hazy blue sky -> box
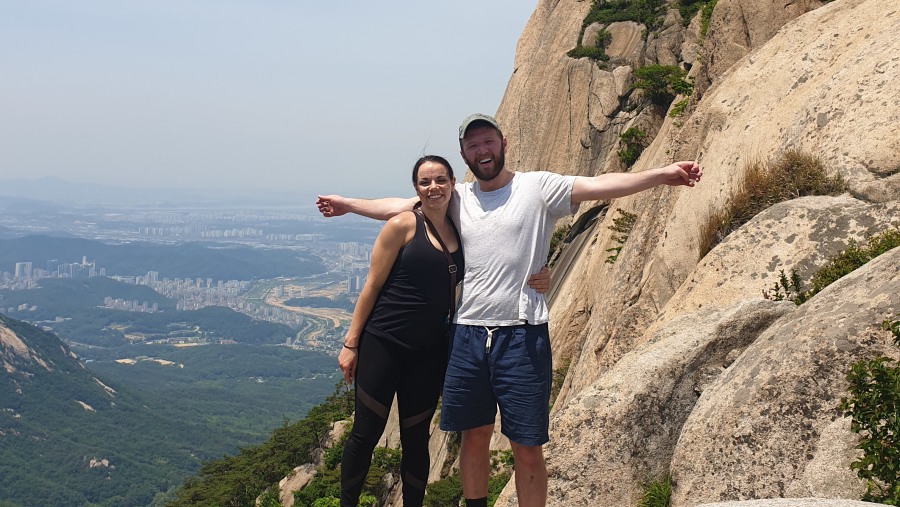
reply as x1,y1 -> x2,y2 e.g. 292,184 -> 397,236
0,1 -> 536,201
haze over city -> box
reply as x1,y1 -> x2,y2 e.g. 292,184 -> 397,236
0,1 -> 535,203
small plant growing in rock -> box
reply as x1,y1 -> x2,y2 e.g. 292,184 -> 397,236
584,0 -> 666,30
669,98 -> 689,118
618,127 -> 648,167
807,229 -> 900,295
885,317 -> 900,343
606,209 -> 638,264
839,316 -> 900,505
762,269 -> 810,305
372,447 -> 402,475
638,474 -> 673,507
762,227 -> 900,306
567,44 -> 611,61
699,0 -> 717,40
323,431 -> 349,469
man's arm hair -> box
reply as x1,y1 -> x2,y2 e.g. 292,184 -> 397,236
316,195 -> 419,221
570,161 -> 701,205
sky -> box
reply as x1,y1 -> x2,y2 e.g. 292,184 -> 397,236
0,1 -> 537,203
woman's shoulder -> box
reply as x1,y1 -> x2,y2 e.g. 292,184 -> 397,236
388,210 -> 418,227
381,211 -> 418,239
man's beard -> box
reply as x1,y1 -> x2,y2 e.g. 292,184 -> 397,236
465,150 -> 506,182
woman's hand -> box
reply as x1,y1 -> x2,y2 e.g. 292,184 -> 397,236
527,266 -> 552,294
338,344 -> 358,385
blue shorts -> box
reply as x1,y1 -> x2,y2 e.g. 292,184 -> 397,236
439,323 -> 552,446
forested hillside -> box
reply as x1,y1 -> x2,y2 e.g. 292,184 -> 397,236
0,314 -> 338,507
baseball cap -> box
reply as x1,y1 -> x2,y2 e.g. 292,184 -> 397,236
458,113 -> 502,140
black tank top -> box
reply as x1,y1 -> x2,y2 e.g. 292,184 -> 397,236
364,212 -> 464,349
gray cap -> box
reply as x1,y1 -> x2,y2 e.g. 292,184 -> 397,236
458,113 -> 502,140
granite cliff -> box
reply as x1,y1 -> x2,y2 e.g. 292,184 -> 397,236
495,0 -> 899,505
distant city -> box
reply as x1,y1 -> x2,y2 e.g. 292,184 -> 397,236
0,246 -> 371,325
0,198 -> 380,352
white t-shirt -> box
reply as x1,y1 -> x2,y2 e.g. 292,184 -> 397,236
451,171 -> 577,326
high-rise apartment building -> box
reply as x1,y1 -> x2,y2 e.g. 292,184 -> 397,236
14,262 -> 32,280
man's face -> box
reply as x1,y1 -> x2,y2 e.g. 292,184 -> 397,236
460,125 -> 506,182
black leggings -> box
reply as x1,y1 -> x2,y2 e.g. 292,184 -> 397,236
340,332 -> 447,507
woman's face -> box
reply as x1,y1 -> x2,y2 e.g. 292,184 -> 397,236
414,161 -> 455,210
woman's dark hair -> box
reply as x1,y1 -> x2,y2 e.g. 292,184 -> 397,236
412,155 -> 454,184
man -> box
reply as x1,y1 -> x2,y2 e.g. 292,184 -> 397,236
316,113 -> 701,507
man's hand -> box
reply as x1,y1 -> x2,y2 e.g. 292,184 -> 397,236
316,195 -> 350,218
571,160 -> 702,204
315,195 -> 419,221
527,266 -> 552,294
659,161 -> 702,187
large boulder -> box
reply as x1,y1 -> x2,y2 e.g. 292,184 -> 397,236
669,248 -> 900,506
604,21 -> 644,65
278,464 -> 317,507
656,196 -> 900,322
494,299 -> 793,506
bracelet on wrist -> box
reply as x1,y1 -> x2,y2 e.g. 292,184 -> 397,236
343,343 -> 358,350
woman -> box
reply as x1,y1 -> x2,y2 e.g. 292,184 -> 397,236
338,155 -> 462,507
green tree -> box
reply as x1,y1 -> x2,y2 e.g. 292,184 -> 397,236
425,473 -> 462,507
167,382 -> 354,506
631,65 -> 693,105
373,447 -> 402,474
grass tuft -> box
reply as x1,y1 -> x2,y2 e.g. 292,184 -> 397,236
638,475 -> 672,507
700,150 -> 848,257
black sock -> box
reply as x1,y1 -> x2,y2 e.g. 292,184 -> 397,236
465,498 -> 488,507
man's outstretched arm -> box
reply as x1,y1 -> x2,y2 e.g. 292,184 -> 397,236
316,195 -> 419,220
570,161 -> 702,205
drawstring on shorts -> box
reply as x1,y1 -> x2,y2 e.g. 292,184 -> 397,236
484,326 -> 499,353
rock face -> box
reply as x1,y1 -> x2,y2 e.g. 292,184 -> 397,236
696,500 -> 892,507
1,319 -> 51,373
694,0 -> 824,96
669,248 -> 900,506
543,299 -> 794,506
547,0 -> 900,408
278,464 -> 317,507
495,0 -> 680,183
484,0 -> 900,506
